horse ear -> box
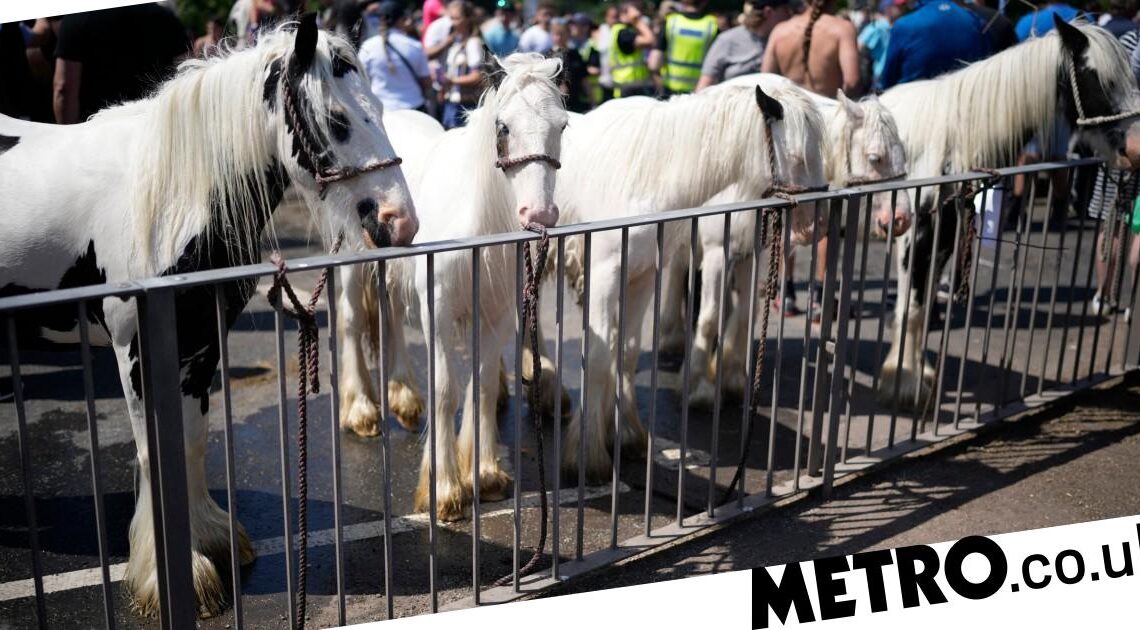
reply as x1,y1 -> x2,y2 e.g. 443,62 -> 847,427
484,52 -> 506,90
1053,15 -> 1089,55
290,12 -> 319,76
755,85 -> 784,121
837,89 -> 863,121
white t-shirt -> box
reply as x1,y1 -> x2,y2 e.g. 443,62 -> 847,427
359,30 -> 430,111
517,24 -> 552,54
423,14 -> 452,49
445,36 -> 485,104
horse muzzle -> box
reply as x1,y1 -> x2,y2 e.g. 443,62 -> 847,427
519,204 -> 559,229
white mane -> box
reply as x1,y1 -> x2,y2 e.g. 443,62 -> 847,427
880,21 -> 1130,175
94,24 -> 359,271
560,83 -> 828,223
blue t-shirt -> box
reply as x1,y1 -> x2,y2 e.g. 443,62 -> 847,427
879,0 -> 990,89
1015,5 -> 1081,41
858,17 -> 891,83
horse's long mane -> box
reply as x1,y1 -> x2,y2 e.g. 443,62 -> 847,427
94,24 -> 358,271
561,83 -> 828,223
880,21 -> 1129,175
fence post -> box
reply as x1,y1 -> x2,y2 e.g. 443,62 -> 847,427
822,195 -> 862,497
137,286 -> 198,629
807,198 -> 844,477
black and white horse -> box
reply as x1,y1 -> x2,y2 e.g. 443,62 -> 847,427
0,17 -> 417,617
877,17 -> 1140,407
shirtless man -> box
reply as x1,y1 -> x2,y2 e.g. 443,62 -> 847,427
759,0 -> 859,98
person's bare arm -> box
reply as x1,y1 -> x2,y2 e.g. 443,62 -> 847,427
696,74 -> 716,91
633,18 -> 655,48
53,58 -> 81,124
450,68 -> 482,87
836,21 -> 860,95
425,33 -> 453,60
760,35 -> 779,73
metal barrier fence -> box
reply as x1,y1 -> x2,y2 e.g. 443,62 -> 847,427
2,159 -> 1139,628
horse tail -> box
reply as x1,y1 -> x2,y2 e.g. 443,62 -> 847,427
802,1 -> 823,86
361,262 -> 382,360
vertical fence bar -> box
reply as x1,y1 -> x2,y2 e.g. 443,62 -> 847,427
678,218 -> 699,525
644,223 -> 664,533
866,189 -> 900,456
1040,168 -> 1073,395
708,214 -> 731,514
513,245 -> 524,590
932,197 -> 964,435
842,194 -> 873,462
7,318 -> 48,630
738,208 -> 762,507
975,180 -> 1008,422
1058,166 -> 1094,383
375,260 -> 396,620
890,186 -> 923,446
822,196 -> 860,496
793,199 -> 823,488
611,228 -> 629,547
553,237 -> 565,577
272,304 -> 297,630
471,247 -> 482,599
766,214 -> 793,496
212,291 -> 243,630
138,288 -> 197,629
1021,176 -> 1054,396
324,270 -> 347,626
808,199 -> 842,476
914,196 -> 944,438
427,254 -> 440,609
998,176 -> 1036,408
953,185 -> 990,430
1074,172 -> 1106,384
576,234 -> 591,561
76,305 -> 116,630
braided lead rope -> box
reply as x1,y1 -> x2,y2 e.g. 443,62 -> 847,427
1067,53 -> 1140,127
935,168 -> 1001,304
492,222 -> 551,588
281,66 -> 403,197
266,235 -> 342,630
495,154 -> 563,171
718,207 -> 783,506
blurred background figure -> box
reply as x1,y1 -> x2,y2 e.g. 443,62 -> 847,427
551,18 -> 591,112
435,0 -> 483,129
856,0 -> 902,91
360,0 -> 431,113
879,0 -> 988,89
53,2 -> 189,124
697,0 -> 791,91
482,1 -> 521,56
761,0 -> 860,98
518,1 -> 555,54
1099,0 -> 1138,38
594,5 -> 620,101
422,0 -> 446,43
610,0 -> 657,97
192,14 -> 226,57
655,0 -> 718,96
1014,1 -> 1079,41
964,0 -> 1018,55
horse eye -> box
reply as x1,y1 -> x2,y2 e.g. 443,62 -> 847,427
867,154 -> 882,164
496,122 -> 509,137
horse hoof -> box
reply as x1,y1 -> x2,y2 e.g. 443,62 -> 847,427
415,476 -> 471,522
876,366 -> 933,411
478,468 -> 512,502
388,380 -> 423,432
341,395 -> 381,438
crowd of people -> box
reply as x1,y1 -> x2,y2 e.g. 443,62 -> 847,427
4,0 -> 1140,313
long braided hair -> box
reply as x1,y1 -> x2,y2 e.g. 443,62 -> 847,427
801,0 -> 824,85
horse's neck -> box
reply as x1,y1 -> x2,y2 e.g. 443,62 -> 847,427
420,123 -> 515,237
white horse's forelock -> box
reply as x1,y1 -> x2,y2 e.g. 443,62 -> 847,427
96,23 -> 356,272
826,96 -> 902,182
881,21 -> 1130,177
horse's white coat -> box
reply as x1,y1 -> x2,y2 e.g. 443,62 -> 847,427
0,22 -> 415,616
335,53 -> 568,520
554,84 -> 829,480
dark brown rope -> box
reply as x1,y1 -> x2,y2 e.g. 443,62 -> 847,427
939,168 -> 1001,304
719,206 -> 783,506
492,222 -> 551,588
266,235 -> 342,630
495,154 -> 562,171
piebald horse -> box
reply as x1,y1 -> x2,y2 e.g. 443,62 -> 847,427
0,18 -> 417,616
556,84 -> 829,480
878,17 -> 1140,409
336,53 -> 567,521
657,74 -> 910,399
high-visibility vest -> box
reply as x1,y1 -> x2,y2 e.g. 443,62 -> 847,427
610,23 -> 651,94
662,13 -> 717,94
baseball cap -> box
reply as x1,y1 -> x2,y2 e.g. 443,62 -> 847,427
375,0 -> 407,22
747,0 -> 791,9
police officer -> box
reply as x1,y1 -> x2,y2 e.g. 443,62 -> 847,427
656,0 -> 718,96
610,1 -> 656,98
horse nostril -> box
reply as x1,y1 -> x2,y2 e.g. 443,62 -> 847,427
357,198 -> 378,219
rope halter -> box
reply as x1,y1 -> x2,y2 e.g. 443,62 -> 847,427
1066,51 -> 1140,127
281,68 -> 403,197
761,114 -> 830,199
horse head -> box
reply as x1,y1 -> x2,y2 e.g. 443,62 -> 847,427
756,84 -> 829,247
270,14 -> 418,248
834,90 -> 911,239
1054,16 -> 1140,168
481,53 -> 568,228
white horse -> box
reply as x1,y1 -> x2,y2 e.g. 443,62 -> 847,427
555,84 -> 829,480
0,18 -> 417,616
335,53 -> 567,521
656,73 -> 910,398
877,18 -> 1140,409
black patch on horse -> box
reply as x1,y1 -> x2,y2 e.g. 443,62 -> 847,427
330,109 -> 351,143
0,240 -> 109,347
331,52 -> 356,78
264,58 -> 284,111
0,134 -> 18,155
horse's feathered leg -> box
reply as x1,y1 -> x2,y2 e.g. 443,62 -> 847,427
336,263 -> 382,437
458,314 -> 512,502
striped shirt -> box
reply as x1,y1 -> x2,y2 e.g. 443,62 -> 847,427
1088,29 -> 1139,221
